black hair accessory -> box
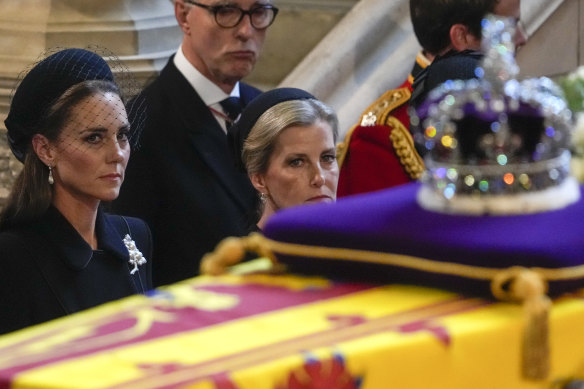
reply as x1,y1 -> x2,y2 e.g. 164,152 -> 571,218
5,47 -> 144,162
227,87 -> 315,172
5,48 -> 114,162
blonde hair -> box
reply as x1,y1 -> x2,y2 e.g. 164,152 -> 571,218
242,98 -> 338,176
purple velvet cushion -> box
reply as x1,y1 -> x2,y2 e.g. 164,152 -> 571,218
263,182 -> 584,297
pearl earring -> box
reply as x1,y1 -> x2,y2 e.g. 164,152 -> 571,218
48,166 -> 54,185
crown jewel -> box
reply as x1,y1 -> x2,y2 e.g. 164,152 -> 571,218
412,15 -> 579,215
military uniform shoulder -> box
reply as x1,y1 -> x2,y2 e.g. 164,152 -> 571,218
337,84 -> 411,166
357,86 -> 411,128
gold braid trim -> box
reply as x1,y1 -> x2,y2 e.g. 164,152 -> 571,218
416,50 -> 432,69
258,238 -> 584,282
202,234 -> 584,292
364,87 -> 411,125
336,124 -> 359,168
387,116 -> 425,180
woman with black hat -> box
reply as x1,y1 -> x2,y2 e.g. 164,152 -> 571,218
228,88 -> 340,231
0,48 -> 152,335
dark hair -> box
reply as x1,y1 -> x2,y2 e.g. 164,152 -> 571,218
410,0 -> 498,55
0,80 -> 120,230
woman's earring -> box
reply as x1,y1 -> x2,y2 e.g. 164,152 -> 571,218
259,192 -> 268,203
48,166 -> 54,185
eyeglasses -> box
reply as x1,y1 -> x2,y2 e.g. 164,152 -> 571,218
184,1 -> 279,30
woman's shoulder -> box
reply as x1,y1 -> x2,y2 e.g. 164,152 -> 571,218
0,228 -> 26,247
0,226 -> 39,247
0,228 -> 43,269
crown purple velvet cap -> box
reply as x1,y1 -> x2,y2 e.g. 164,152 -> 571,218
228,87 -> 315,172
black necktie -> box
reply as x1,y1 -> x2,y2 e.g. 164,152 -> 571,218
219,97 -> 243,129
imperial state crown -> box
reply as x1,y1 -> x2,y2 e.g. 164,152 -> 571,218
411,15 -> 578,215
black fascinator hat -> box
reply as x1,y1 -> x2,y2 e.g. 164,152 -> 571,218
228,87 -> 315,172
5,47 -> 144,162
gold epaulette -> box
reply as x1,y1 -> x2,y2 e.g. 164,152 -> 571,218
337,87 -> 411,168
337,87 -> 424,179
359,87 -> 411,127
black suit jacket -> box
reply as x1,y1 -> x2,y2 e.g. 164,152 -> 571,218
0,207 -> 152,335
114,57 -> 259,286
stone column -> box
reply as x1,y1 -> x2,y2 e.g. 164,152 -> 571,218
0,0 -> 182,204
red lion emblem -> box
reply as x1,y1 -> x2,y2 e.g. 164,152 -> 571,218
277,353 -> 362,389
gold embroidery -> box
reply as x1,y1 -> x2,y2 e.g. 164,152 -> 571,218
338,87 -> 412,168
387,116 -> 425,180
360,112 -> 377,126
360,87 -> 411,126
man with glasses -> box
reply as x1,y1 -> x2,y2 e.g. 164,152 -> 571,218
114,0 -> 278,286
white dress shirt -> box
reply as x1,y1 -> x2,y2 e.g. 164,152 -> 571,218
173,45 -> 241,133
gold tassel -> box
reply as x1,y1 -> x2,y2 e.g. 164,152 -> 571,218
200,236 -> 246,275
512,270 -> 551,380
493,267 -> 550,380
199,233 -> 276,275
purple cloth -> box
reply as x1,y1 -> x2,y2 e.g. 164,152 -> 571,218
263,182 -> 584,297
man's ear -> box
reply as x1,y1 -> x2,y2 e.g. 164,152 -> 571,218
249,173 -> 267,194
175,0 -> 191,34
449,23 -> 481,52
32,134 -> 55,167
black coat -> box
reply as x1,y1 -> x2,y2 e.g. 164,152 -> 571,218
0,207 -> 152,335
113,57 -> 259,286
